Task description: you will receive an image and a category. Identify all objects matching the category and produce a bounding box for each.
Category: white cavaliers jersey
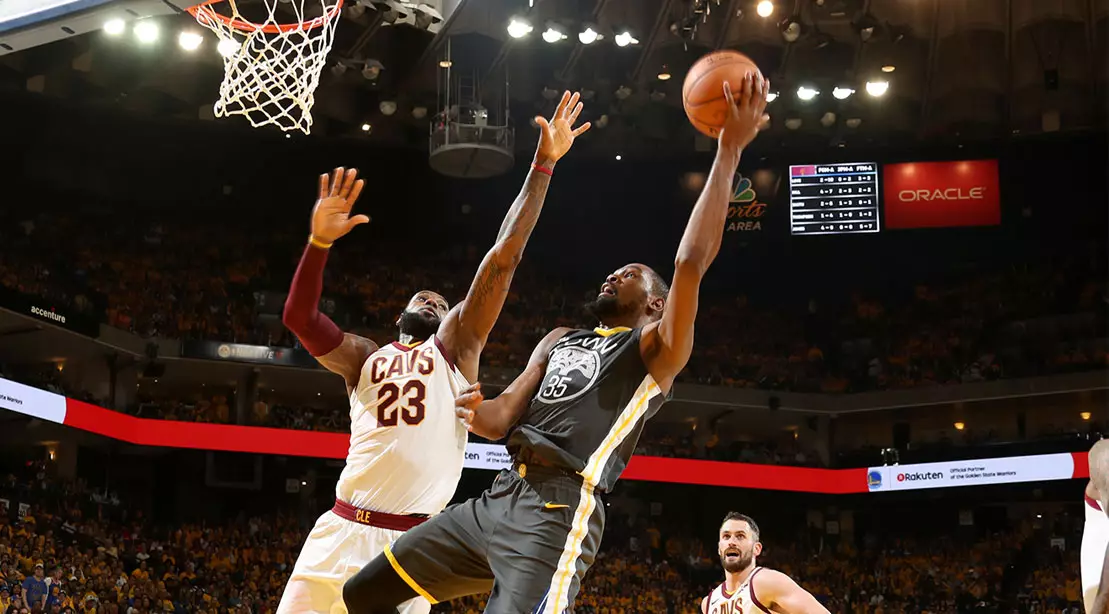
[704,567,771,614]
[335,337,470,516]
[1082,493,1109,613]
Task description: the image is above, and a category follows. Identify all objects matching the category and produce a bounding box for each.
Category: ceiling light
[615,154,622,161]
[784,118,802,130]
[542,27,567,43]
[845,118,862,128]
[1082,412,1092,421]
[881,65,896,73]
[820,112,836,127]
[541,86,559,100]
[615,85,632,100]
[439,59,452,68]
[178,31,203,51]
[614,31,638,47]
[796,86,819,101]
[779,17,802,42]
[657,66,671,81]
[379,100,397,116]
[103,19,126,35]
[578,27,600,44]
[832,86,854,100]
[650,90,666,101]
[865,80,889,97]
[133,20,159,43]
[953,421,965,431]
[362,60,384,81]
[217,38,241,58]
[595,114,609,128]
[507,17,532,38]
[361,123,371,132]
[412,106,427,119]
[766,91,778,102]
[756,1,774,18]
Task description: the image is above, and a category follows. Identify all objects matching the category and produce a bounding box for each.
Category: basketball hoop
[187,0,344,134]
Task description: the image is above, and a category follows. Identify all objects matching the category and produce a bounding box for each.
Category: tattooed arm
[438,91,591,383]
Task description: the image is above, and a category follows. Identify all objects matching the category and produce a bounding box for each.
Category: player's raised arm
[754,569,831,614]
[438,92,590,383]
[641,74,769,389]
[282,168,378,391]
[454,327,571,440]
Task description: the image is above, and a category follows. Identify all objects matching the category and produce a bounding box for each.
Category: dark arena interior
[0,0,1108,612]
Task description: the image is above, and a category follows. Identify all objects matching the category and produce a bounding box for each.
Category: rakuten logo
[896,471,944,482]
[898,187,985,202]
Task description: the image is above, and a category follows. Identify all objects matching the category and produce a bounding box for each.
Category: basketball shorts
[384,464,606,614]
[278,503,431,614]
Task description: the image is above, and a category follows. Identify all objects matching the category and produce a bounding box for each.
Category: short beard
[584,295,625,322]
[720,552,752,574]
[397,311,440,342]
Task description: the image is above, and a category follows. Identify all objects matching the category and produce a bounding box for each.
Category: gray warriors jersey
[505,326,669,492]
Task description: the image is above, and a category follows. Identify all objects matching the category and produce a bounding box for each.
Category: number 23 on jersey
[377,380,426,426]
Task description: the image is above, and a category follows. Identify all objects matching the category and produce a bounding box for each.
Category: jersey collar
[593,326,631,337]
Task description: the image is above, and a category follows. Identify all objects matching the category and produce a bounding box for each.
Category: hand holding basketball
[454,382,483,432]
[719,74,770,154]
[311,167,368,244]
[534,91,591,166]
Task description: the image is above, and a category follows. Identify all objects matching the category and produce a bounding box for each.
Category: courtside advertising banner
[866,453,1077,493]
[0,377,66,423]
[0,378,1090,494]
[883,160,1001,229]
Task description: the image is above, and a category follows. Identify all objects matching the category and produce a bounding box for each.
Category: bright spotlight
[217,38,241,58]
[133,20,159,43]
[361,123,371,132]
[766,91,778,102]
[507,18,532,38]
[178,31,203,51]
[542,27,566,43]
[865,80,889,97]
[796,86,819,101]
[756,1,774,17]
[103,19,126,35]
[615,154,622,161]
[578,27,599,44]
[614,31,638,47]
[832,86,854,100]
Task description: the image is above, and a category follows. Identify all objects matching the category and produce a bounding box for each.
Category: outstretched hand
[310,167,368,244]
[454,382,483,432]
[534,91,591,165]
[719,73,770,154]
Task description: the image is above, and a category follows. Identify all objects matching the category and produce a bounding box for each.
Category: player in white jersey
[702,513,829,614]
[1083,439,1109,614]
[276,91,592,614]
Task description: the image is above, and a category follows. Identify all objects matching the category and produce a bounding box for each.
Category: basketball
[682,50,763,138]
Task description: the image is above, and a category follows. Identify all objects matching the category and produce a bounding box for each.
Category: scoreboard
[788,163,881,235]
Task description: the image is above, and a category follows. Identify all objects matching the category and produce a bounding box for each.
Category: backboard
[0,0,190,55]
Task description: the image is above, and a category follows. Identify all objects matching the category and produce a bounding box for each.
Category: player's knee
[342,555,415,614]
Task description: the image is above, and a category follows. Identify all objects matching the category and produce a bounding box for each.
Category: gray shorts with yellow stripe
[384,463,606,614]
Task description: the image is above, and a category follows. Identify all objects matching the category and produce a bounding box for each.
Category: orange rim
[187,0,344,34]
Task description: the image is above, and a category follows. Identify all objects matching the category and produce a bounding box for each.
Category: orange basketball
[682,50,763,138]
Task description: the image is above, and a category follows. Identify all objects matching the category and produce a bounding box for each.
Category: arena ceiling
[0,0,1106,156]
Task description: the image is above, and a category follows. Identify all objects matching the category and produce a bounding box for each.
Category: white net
[190,0,343,134]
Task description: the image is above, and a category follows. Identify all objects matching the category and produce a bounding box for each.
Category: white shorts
[277,511,431,614]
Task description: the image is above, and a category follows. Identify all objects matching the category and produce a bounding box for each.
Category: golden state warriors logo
[537,346,601,404]
[727,174,768,232]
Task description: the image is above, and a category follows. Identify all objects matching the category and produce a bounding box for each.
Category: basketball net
[188,0,344,134]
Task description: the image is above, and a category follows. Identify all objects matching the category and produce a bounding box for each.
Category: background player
[276,90,591,614]
[342,75,768,614]
[702,512,829,614]
[1084,439,1109,613]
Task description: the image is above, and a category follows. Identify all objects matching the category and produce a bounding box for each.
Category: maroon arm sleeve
[282,244,344,357]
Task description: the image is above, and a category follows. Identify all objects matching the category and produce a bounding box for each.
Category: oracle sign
[883,160,1001,229]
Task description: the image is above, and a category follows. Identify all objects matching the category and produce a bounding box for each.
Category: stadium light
[578,27,600,44]
[832,86,854,100]
[766,91,778,102]
[217,38,241,58]
[796,86,819,101]
[178,31,203,51]
[133,20,159,43]
[103,19,126,35]
[865,80,889,97]
[756,1,774,17]
[614,31,638,47]
[507,17,532,38]
[542,26,567,43]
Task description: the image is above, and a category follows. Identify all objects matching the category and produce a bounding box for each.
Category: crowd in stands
[0,459,1086,614]
[1,209,1105,395]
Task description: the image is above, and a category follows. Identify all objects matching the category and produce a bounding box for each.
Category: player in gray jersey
[343,74,770,614]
